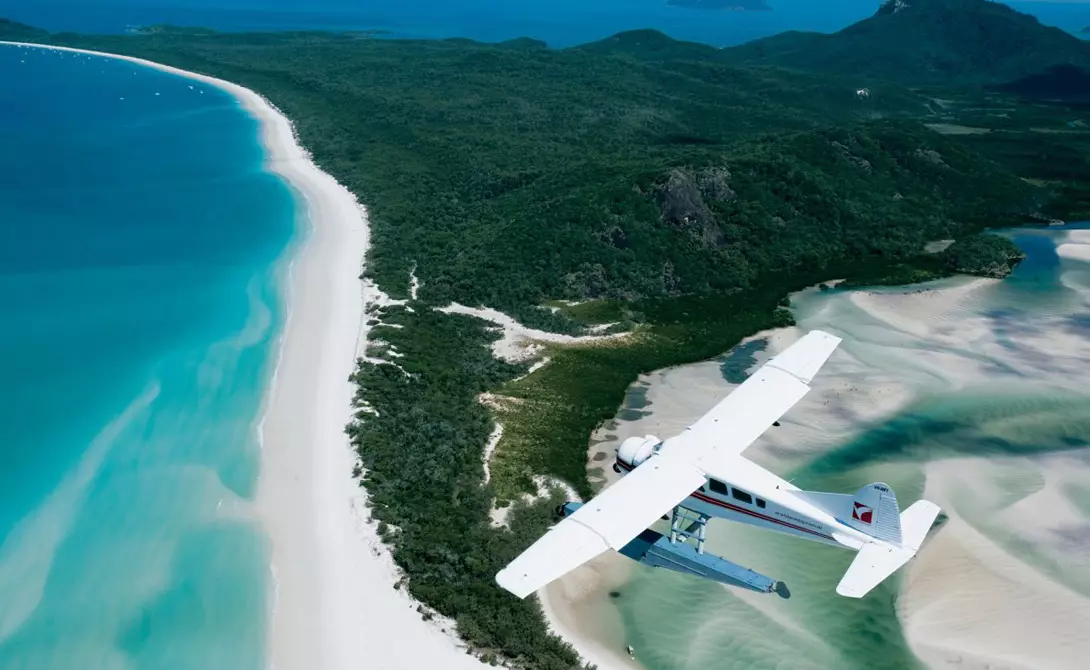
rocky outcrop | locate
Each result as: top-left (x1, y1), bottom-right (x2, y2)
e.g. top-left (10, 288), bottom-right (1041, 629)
top-left (653, 167), bottom-right (735, 246)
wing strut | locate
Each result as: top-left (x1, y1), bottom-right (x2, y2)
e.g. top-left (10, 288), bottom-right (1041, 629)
top-left (669, 507), bottom-right (710, 554)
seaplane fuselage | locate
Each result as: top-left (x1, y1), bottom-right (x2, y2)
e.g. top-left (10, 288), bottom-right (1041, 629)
top-left (615, 435), bottom-right (875, 552)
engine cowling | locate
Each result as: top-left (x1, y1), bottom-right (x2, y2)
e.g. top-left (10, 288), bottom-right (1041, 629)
top-left (616, 435), bottom-right (661, 469)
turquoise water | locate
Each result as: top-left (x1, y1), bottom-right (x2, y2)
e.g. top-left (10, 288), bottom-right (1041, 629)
top-left (0, 46), bottom-right (295, 668)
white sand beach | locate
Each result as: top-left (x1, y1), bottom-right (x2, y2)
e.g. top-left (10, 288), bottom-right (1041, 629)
top-left (1, 42), bottom-right (486, 670)
top-left (539, 560), bottom-right (642, 670)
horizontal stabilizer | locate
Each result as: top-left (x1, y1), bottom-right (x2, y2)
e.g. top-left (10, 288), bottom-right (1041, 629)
top-left (836, 542), bottom-right (913, 598)
top-left (836, 499), bottom-right (941, 598)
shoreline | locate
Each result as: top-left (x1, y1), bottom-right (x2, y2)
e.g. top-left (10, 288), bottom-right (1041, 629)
top-left (1, 42), bottom-right (485, 670)
top-left (539, 556), bottom-right (642, 670)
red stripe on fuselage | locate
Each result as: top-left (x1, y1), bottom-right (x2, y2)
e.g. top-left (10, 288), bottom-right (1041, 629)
top-left (689, 491), bottom-right (833, 541)
top-left (614, 458), bottom-right (834, 541)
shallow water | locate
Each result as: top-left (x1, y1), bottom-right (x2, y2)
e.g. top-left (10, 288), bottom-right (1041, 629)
top-left (602, 226), bottom-right (1090, 669)
top-left (0, 45), bottom-right (294, 668)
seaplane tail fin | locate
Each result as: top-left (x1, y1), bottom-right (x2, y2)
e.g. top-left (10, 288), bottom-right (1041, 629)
top-left (836, 500), bottom-right (941, 598)
top-left (843, 482), bottom-right (902, 545)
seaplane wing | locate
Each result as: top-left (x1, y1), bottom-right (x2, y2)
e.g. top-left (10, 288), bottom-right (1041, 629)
top-left (495, 330), bottom-right (842, 599)
top-left (496, 454), bottom-right (706, 598)
top-left (673, 329), bottom-right (842, 466)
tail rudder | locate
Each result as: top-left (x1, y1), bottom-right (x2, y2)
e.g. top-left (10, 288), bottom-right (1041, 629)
top-left (898, 499), bottom-right (942, 552)
top-left (845, 482), bottom-right (902, 544)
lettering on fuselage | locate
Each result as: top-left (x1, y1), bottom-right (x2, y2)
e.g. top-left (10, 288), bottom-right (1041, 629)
top-left (772, 510), bottom-right (824, 531)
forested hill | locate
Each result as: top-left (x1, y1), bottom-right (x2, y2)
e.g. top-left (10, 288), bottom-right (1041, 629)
top-left (1, 21), bottom-right (1046, 320)
top-left (722, 0), bottom-right (1090, 86)
top-left (0, 19), bottom-right (47, 41)
top-left (573, 28), bottom-right (722, 61)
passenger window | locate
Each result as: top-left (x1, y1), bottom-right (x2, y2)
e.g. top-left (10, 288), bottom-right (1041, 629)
top-left (709, 479), bottom-right (729, 496)
top-left (732, 488), bottom-right (753, 504)
top-left (756, 498), bottom-right (766, 508)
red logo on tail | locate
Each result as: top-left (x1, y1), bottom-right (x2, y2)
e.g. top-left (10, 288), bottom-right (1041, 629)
top-left (852, 502), bottom-right (873, 524)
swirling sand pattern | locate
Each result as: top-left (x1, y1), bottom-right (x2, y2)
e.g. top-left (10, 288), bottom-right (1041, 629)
top-left (556, 227), bottom-right (1090, 670)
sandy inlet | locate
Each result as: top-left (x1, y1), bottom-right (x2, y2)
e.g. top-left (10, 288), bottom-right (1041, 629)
top-left (439, 302), bottom-right (630, 363)
top-left (546, 227), bottom-right (1090, 670)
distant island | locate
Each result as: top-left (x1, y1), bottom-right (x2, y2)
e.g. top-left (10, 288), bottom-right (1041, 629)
top-left (668, 0), bottom-right (771, 10)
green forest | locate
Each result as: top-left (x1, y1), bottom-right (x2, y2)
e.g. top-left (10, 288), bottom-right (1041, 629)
top-left (6, 0), bottom-right (1090, 666)
top-left (11, 20), bottom-right (1058, 312)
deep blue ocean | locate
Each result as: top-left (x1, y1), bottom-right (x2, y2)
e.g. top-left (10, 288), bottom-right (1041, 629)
top-left (0, 0), bottom-right (1087, 48)
top-left (0, 45), bottom-right (294, 668)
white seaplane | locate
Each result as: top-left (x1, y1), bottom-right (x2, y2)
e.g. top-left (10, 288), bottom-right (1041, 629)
top-left (496, 330), bottom-right (941, 600)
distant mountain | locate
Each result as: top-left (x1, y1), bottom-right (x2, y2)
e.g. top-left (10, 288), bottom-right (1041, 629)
top-left (722, 0), bottom-right (1090, 85)
top-left (668, 0), bottom-right (772, 10)
top-left (574, 28), bottom-right (721, 60)
top-left (498, 37), bottom-right (548, 50)
top-left (0, 18), bottom-right (49, 42)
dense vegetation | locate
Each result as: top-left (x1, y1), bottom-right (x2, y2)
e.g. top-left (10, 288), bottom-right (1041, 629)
top-left (5, 2), bottom-right (1090, 666)
top-left (940, 232), bottom-right (1026, 278)
top-left (347, 308), bottom-right (585, 668)
top-left (998, 64), bottom-right (1090, 106)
